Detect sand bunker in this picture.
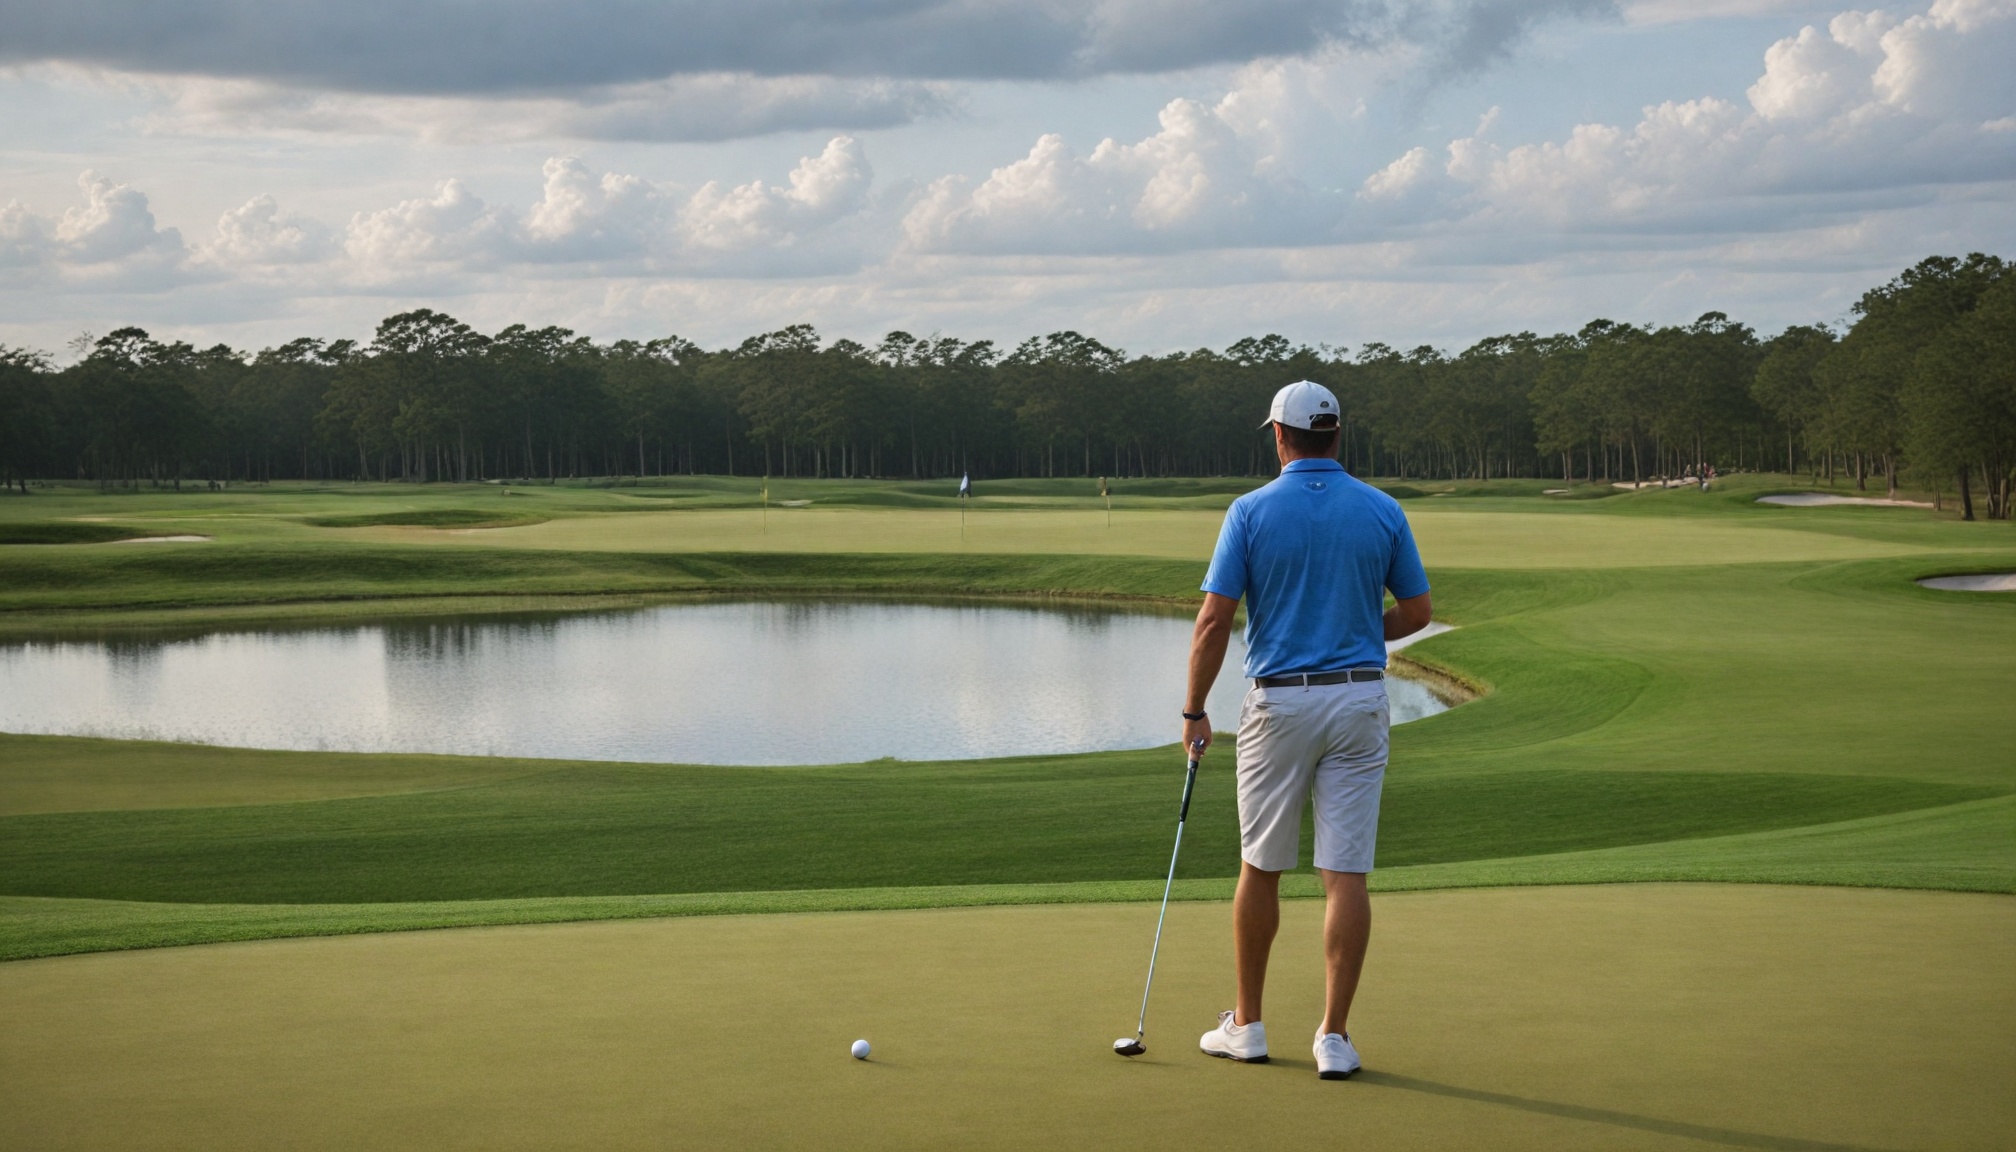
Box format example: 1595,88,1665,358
1757,493,1932,508
111,535,212,544
1387,620,1455,653
1917,573,2016,592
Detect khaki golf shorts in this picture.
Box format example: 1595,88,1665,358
1234,678,1389,874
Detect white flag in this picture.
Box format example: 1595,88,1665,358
959,473,971,497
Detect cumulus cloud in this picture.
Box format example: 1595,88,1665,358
907,0,2014,258
0,0,1610,93
345,180,514,269
204,195,335,264
0,172,191,287
904,97,1328,254
3,1,2011,349
681,137,873,250
335,137,876,278
1356,0,2016,236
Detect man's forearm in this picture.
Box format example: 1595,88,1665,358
1383,592,1433,641
1187,626,1231,714
1187,593,1239,713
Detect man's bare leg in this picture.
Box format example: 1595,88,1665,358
1233,862,1281,1025
1318,868,1371,1036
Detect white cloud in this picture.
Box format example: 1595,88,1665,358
681,136,873,251
204,195,335,264
0,200,54,270
903,96,1326,254
1357,0,2016,235
1,1,2010,352
334,137,875,276
345,179,513,269
0,171,190,287
56,171,184,265
521,158,669,260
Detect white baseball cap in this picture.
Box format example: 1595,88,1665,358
1260,380,1341,431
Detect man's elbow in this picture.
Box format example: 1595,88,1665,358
1198,592,1240,637
1395,592,1433,634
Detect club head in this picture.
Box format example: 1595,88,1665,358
1113,1038,1146,1057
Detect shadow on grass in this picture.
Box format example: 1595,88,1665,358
1356,1071,1891,1152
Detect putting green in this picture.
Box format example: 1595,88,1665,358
1,885,2008,1151
338,506,1940,567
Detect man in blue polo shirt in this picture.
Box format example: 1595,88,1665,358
1180,380,1433,1080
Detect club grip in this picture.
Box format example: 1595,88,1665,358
1178,758,1199,822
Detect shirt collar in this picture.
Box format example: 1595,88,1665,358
1281,458,1345,474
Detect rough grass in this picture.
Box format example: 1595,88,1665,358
0,522,165,545
0,548,1214,623
303,508,548,529
0,753,1985,905
3,796,2008,962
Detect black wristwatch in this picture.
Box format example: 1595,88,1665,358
1182,710,1208,721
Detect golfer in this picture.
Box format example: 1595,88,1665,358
1182,380,1432,1080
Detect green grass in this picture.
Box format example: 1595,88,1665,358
0,522,169,545
0,475,2010,960
0,747,1984,904
8,888,2009,1152
3,796,2008,962
0,548,1213,625
302,508,549,529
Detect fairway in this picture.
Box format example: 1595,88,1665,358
0,474,2011,1152
2,885,2009,1152
311,505,1945,566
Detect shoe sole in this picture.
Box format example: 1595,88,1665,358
1317,1067,1358,1080
1202,1049,1270,1064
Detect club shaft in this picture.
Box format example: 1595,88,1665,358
1134,757,1200,1039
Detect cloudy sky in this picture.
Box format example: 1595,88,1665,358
2,0,2012,356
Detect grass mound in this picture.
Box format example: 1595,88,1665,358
305,508,548,529
0,546,1213,620
0,761,1986,904
0,522,161,545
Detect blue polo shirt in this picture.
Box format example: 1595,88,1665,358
1201,460,1430,679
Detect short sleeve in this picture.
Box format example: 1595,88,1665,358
1384,512,1430,600
1200,501,1249,601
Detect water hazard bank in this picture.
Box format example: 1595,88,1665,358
0,600,1454,765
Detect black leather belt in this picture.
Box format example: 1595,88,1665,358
1254,668,1384,688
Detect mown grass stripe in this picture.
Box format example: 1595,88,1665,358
3,796,2007,963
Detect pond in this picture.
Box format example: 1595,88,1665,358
0,601,1453,765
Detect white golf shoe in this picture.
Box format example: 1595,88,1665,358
1200,1011,1269,1063
1313,1031,1361,1080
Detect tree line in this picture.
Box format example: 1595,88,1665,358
1,253,2009,518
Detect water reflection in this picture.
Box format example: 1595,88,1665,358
0,601,1451,765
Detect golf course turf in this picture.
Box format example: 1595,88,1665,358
0,474,2010,1148
3,886,2009,1151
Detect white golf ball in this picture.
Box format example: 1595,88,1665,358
851,1039,871,1060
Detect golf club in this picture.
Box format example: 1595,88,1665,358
1113,746,1202,1058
